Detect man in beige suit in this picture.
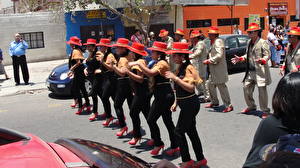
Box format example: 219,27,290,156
189,30,210,101
159,29,176,72
231,23,271,118
203,26,233,113
281,26,300,75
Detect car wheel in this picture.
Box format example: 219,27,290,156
84,79,93,96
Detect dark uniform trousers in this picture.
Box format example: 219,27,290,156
12,55,29,84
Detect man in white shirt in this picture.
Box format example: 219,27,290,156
267,27,279,67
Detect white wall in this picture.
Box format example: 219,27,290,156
0,0,13,8
0,12,66,65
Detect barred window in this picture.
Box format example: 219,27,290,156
20,32,44,49
186,19,212,28
290,15,300,22
217,18,240,26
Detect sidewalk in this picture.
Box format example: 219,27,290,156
0,59,68,97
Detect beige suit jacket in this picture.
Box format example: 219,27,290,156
242,38,272,86
190,40,207,78
283,42,300,72
208,38,228,84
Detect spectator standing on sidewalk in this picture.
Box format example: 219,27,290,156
233,24,242,35
231,23,271,118
0,48,9,80
9,33,29,85
267,28,280,67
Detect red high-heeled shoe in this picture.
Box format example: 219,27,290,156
194,158,207,168
146,139,155,146
128,137,141,145
116,126,128,137
102,117,114,127
180,160,195,168
85,105,92,113
75,107,84,115
150,145,164,155
70,103,78,108
112,116,126,126
98,113,107,119
165,147,180,156
89,112,98,121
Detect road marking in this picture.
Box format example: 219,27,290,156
0,110,8,113
48,104,62,108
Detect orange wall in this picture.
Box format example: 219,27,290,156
183,0,298,39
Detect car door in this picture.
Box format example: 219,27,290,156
225,36,239,71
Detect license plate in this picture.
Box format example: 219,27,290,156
57,84,66,88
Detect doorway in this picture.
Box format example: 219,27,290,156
80,25,115,43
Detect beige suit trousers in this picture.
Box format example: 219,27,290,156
243,80,270,113
207,80,231,107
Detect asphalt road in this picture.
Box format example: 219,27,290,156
0,68,282,168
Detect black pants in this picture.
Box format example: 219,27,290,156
129,93,151,138
114,79,133,128
102,76,117,118
90,77,103,114
147,87,178,148
176,95,204,162
71,74,90,108
12,55,29,84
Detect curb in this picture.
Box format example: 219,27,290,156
0,87,48,97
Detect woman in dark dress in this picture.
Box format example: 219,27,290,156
97,38,118,126
165,42,207,168
134,41,179,156
67,36,91,114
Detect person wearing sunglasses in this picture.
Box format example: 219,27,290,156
231,23,272,118
280,27,300,75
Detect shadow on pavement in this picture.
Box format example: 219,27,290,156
239,110,264,118
48,93,73,100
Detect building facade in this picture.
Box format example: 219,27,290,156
182,0,298,38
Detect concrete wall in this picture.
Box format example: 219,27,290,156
0,12,66,65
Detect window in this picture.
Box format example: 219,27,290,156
290,15,300,22
186,19,211,28
20,32,44,49
217,18,239,26
237,36,250,47
244,17,265,31
225,37,238,49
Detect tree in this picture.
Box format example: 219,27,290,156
62,0,171,45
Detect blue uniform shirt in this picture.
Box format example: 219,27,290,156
9,41,29,56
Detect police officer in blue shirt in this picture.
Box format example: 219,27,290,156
9,33,29,85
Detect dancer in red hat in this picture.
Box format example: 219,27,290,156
165,42,207,168
111,38,133,137
97,38,118,126
66,36,91,115
131,41,179,156
203,26,233,113
174,28,187,43
123,42,152,145
83,38,103,121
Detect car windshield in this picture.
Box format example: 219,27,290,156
56,138,151,168
0,128,30,146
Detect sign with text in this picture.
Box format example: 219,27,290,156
86,10,106,19
269,3,288,16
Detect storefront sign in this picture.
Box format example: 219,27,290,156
269,3,288,16
249,14,260,25
86,10,106,19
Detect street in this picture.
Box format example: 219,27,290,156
0,68,282,168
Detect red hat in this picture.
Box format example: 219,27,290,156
112,38,130,48
166,42,192,54
128,42,148,56
190,30,202,39
246,23,261,32
208,26,220,34
96,38,112,47
148,41,167,53
66,36,82,46
83,38,97,45
287,27,300,36
174,29,185,36
159,29,169,37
